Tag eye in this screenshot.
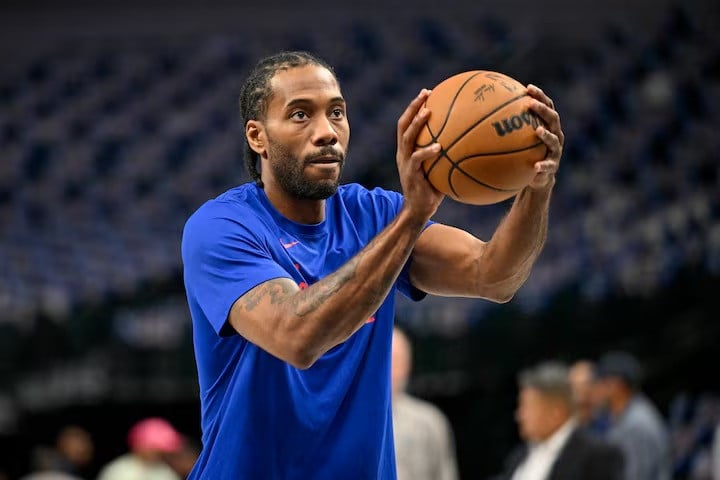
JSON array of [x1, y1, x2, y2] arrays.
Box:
[[330, 107, 345, 119], [290, 111, 308, 120]]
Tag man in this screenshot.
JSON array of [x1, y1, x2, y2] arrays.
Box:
[[22, 425, 94, 480], [594, 351, 672, 480], [391, 327, 459, 480], [568, 360, 608, 435], [181, 50, 564, 478], [496, 361, 625, 480]]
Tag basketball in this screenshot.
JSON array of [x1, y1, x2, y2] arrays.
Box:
[[417, 70, 548, 205]]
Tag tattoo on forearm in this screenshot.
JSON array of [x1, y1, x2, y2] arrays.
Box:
[[292, 255, 360, 316], [240, 280, 295, 312], [292, 224, 417, 317], [241, 216, 419, 324]]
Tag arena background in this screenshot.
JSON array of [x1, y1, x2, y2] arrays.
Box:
[[1, 0, 719, 477]]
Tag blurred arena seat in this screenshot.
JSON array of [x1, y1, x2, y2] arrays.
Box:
[[0, 4, 718, 336]]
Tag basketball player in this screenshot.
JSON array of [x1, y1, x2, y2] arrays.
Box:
[[181, 51, 564, 479]]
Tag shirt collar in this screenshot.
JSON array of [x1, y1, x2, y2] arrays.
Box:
[[530, 418, 576, 454]]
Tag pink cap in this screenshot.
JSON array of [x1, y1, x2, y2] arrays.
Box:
[[127, 417, 183, 453]]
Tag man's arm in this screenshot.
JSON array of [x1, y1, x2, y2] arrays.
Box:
[[228, 89, 443, 369], [410, 182, 552, 301], [230, 207, 425, 369], [410, 84, 563, 302]]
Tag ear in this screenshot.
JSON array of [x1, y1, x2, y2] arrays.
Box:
[[246, 120, 266, 157]]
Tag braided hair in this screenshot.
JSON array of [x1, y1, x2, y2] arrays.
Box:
[[238, 51, 336, 187]]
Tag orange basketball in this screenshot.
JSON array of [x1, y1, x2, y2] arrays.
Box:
[[417, 70, 547, 205]]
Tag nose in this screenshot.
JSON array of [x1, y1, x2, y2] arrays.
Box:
[[311, 116, 338, 146]]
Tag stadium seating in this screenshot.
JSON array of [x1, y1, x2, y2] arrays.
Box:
[[0, 5, 717, 335]]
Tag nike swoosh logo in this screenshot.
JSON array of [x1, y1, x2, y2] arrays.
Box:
[[281, 240, 300, 249]]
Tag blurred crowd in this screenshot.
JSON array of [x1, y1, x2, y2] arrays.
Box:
[[494, 353, 720, 480], [394, 331, 720, 480], [10, 418, 198, 480], [0, 3, 718, 333], [5, 345, 720, 480]]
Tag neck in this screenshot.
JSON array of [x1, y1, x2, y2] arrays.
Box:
[[264, 185, 326, 224], [537, 416, 571, 443]]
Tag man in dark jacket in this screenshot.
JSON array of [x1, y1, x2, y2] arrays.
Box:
[[495, 361, 625, 480]]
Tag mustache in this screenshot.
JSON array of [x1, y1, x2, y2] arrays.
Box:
[[305, 146, 345, 163]]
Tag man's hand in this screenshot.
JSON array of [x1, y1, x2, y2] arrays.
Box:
[[527, 84, 564, 190], [396, 89, 445, 220]]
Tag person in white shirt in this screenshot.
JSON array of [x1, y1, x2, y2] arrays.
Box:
[[391, 327, 459, 480], [97, 417, 183, 480], [494, 361, 625, 480]]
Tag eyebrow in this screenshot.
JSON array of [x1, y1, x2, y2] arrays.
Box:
[[285, 96, 346, 109]]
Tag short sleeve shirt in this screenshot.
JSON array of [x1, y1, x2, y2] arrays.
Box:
[[182, 182, 427, 479]]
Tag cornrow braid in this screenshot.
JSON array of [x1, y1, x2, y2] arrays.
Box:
[[238, 51, 336, 187]]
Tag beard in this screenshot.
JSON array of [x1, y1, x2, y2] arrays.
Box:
[[266, 139, 346, 200]]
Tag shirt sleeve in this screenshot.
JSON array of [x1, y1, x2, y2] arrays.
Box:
[[182, 203, 293, 335], [367, 186, 433, 302]]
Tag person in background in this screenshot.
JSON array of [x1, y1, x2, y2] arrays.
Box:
[[165, 437, 200, 478], [568, 360, 608, 435], [594, 351, 672, 480], [21, 425, 94, 480], [495, 361, 625, 480], [20, 471, 82, 480], [391, 326, 459, 480], [96, 417, 183, 480]]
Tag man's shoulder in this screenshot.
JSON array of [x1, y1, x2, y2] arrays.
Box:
[[182, 183, 277, 256], [185, 184, 264, 229], [623, 395, 668, 431], [335, 183, 403, 220], [337, 183, 398, 201], [554, 428, 625, 480], [196, 183, 258, 215]]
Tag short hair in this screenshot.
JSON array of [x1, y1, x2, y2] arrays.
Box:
[[595, 351, 643, 391], [518, 361, 573, 407], [238, 51, 336, 187]]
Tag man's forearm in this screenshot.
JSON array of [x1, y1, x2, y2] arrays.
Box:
[[479, 180, 553, 298], [283, 206, 427, 362]]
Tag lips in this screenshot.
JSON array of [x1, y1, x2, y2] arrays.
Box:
[[307, 155, 341, 164]]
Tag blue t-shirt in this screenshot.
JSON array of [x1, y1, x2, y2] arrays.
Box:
[[181, 182, 427, 479]]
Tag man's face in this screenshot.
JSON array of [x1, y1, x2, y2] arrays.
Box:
[[515, 387, 567, 442], [569, 362, 601, 423], [593, 376, 620, 406], [257, 64, 350, 200]]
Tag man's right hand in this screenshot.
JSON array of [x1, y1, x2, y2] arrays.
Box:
[[396, 89, 445, 222]]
